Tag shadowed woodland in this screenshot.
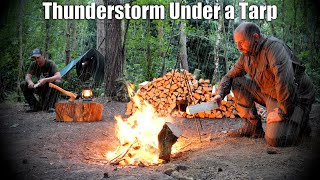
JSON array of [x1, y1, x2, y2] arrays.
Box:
[[0, 0, 319, 103]]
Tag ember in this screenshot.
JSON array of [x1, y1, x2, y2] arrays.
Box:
[[106, 84, 182, 166]]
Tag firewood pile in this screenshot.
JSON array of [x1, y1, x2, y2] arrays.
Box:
[[125, 69, 238, 119]]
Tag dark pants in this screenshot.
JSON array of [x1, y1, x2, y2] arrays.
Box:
[[231, 76, 314, 147], [20, 81, 61, 111]]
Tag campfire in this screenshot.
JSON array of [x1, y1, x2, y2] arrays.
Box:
[[105, 84, 183, 166]]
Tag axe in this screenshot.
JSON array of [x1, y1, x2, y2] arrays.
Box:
[[186, 101, 218, 115], [48, 83, 78, 103]]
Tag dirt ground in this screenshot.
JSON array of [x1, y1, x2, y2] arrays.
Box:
[[1, 100, 320, 180]]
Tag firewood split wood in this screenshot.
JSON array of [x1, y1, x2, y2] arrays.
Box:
[[108, 138, 138, 165], [126, 69, 239, 119]]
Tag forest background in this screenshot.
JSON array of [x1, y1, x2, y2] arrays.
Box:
[[0, 0, 319, 103]]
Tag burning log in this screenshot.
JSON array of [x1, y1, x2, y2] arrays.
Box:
[[108, 138, 138, 165], [158, 122, 182, 162]]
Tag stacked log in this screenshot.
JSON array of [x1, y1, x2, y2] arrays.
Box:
[[125, 69, 238, 119]]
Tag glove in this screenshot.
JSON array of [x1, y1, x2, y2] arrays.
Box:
[[267, 108, 283, 124]]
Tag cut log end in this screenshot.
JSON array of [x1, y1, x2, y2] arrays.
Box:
[[55, 101, 103, 122], [127, 69, 239, 119], [158, 122, 182, 162]]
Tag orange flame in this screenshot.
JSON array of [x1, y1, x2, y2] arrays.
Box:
[[106, 83, 175, 166]]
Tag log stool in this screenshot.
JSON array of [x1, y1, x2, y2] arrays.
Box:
[[55, 101, 103, 122]]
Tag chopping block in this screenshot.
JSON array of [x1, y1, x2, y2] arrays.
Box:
[[55, 101, 103, 122]]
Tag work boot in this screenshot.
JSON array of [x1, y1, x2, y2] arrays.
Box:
[[25, 104, 39, 113], [47, 108, 55, 113], [227, 119, 264, 138], [26, 108, 38, 113]]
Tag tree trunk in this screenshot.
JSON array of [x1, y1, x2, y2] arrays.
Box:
[[146, 39, 152, 80], [212, 0, 223, 84], [292, 0, 297, 52], [282, 0, 285, 41], [146, 15, 152, 80], [159, 20, 166, 76], [65, 0, 71, 65], [221, 2, 228, 74], [71, 0, 78, 52], [45, 19, 49, 58], [96, 0, 106, 55], [72, 21, 77, 51], [104, 0, 124, 97], [179, 21, 188, 71], [17, 0, 25, 102]]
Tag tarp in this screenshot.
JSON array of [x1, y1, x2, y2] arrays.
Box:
[[59, 49, 105, 85]]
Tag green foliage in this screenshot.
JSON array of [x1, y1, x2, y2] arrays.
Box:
[[0, 2, 21, 100], [0, 0, 96, 102], [0, 0, 319, 102], [124, 0, 177, 84], [298, 51, 320, 102]]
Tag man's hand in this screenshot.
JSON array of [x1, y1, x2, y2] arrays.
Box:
[[27, 82, 35, 89], [37, 78, 47, 87], [33, 78, 48, 88], [213, 94, 222, 107], [267, 108, 283, 124], [25, 74, 35, 88]]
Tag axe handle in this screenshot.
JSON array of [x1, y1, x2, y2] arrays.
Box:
[[49, 83, 77, 99]]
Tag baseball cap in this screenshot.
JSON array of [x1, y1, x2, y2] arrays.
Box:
[[30, 48, 42, 58]]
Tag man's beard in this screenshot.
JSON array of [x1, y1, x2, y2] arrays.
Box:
[[240, 49, 249, 56], [242, 51, 249, 56]]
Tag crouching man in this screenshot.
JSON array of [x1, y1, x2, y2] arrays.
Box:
[[213, 22, 315, 147], [20, 48, 62, 112]]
